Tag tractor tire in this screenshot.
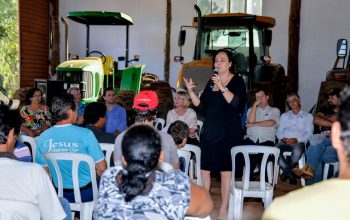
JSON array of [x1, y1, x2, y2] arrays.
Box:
[[116, 90, 136, 126], [141, 72, 159, 89], [315, 80, 347, 113], [148, 81, 174, 121]]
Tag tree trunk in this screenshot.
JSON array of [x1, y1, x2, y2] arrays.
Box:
[[164, 0, 171, 82], [287, 0, 301, 93], [49, 0, 60, 77]]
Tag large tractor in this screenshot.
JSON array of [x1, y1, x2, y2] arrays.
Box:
[[175, 5, 287, 112], [36, 11, 145, 107], [313, 39, 350, 115]]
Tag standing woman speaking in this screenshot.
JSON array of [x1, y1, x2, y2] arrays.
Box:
[[184, 49, 246, 219]]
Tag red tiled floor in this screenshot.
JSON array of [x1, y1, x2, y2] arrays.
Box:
[[209, 176, 301, 220]]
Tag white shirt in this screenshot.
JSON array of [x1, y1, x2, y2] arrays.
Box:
[[276, 110, 314, 143], [246, 105, 280, 143], [0, 158, 66, 220]]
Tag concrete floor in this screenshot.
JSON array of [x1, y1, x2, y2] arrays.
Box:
[[209, 175, 301, 220]]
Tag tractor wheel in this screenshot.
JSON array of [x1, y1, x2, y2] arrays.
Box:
[[141, 72, 159, 89], [316, 80, 347, 113], [148, 81, 174, 121], [116, 90, 136, 126]]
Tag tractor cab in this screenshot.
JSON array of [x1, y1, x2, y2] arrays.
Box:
[[55, 11, 145, 104], [175, 5, 287, 112]]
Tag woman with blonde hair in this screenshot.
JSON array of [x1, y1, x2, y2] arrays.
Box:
[[166, 90, 198, 145]]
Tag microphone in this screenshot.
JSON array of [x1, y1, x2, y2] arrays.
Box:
[[209, 68, 219, 88]]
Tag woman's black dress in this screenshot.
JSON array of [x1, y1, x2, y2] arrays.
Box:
[[199, 74, 246, 171]]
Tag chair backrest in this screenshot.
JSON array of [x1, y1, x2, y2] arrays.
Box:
[[182, 144, 202, 185], [231, 145, 280, 190], [0, 200, 40, 220], [154, 118, 165, 131], [177, 149, 191, 174], [100, 143, 114, 168], [196, 120, 204, 140], [44, 152, 98, 204], [18, 134, 36, 162]]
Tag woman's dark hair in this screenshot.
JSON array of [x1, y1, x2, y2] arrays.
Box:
[[83, 102, 106, 125], [119, 125, 161, 202], [50, 94, 76, 124], [167, 120, 189, 145], [214, 49, 236, 73], [25, 88, 43, 105], [0, 104, 21, 144]]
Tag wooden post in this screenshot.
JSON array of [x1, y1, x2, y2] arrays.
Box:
[[164, 0, 171, 82], [287, 0, 301, 93], [49, 0, 60, 77]]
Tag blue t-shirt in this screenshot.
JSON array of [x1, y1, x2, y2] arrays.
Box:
[[36, 124, 104, 188], [105, 104, 127, 133], [77, 102, 86, 116]]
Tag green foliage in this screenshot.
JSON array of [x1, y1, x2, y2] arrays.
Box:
[[0, 0, 19, 96]]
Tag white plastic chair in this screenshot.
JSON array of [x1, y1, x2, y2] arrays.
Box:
[[196, 120, 203, 140], [18, 134, 36, 162], [280, 151, 306, 186], [177, 149, 191, 174], [228, 145, 280, 220], [44, 152, 98, 220], [154, 118, 165, 131], [323, 162, 339, 180], [182, 144, 202, 185], [100, 143, 114, 168]]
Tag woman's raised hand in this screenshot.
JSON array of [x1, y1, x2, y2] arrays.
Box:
[[183, 77, 196, 92]]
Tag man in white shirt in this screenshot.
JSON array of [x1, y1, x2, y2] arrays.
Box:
[[263, 87, 350, 220], [275, 93, 314, 184], [0, 104, 67, 220], [245, 89, 280, 146]]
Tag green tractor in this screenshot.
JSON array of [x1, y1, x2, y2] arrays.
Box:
[[175, 5, 287, 112], [45, 11, 145, 106]]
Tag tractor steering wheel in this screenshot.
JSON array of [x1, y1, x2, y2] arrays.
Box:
[[88, 50, 107, 64]]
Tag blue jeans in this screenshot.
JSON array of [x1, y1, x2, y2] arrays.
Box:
[[305, 137, 338, 185], [276, 142, 305, 175], [58, 197, 72, 220]]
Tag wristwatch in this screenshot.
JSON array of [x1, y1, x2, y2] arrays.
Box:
[[221, 87, 229, 94]]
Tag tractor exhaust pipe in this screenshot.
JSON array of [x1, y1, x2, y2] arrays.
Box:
[[61, 17, 69, 61]]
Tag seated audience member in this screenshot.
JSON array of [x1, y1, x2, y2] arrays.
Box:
[[167, 90, 198, 145], [114, 90, 180, 169], [102, 88, 127, 135], [275, 93, 313, 184], [94, 125, 213, 219], [84, 102, 116, 143], [244, 89, 280, 146], [67, 87, 86, 125], [0, 103, 68, 220], [263, 87, 350, 220], [20, 88, 51, 137], [36, 94, 107, 203], [294, 88, 340, 184], [167, 120, 190, 172]]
